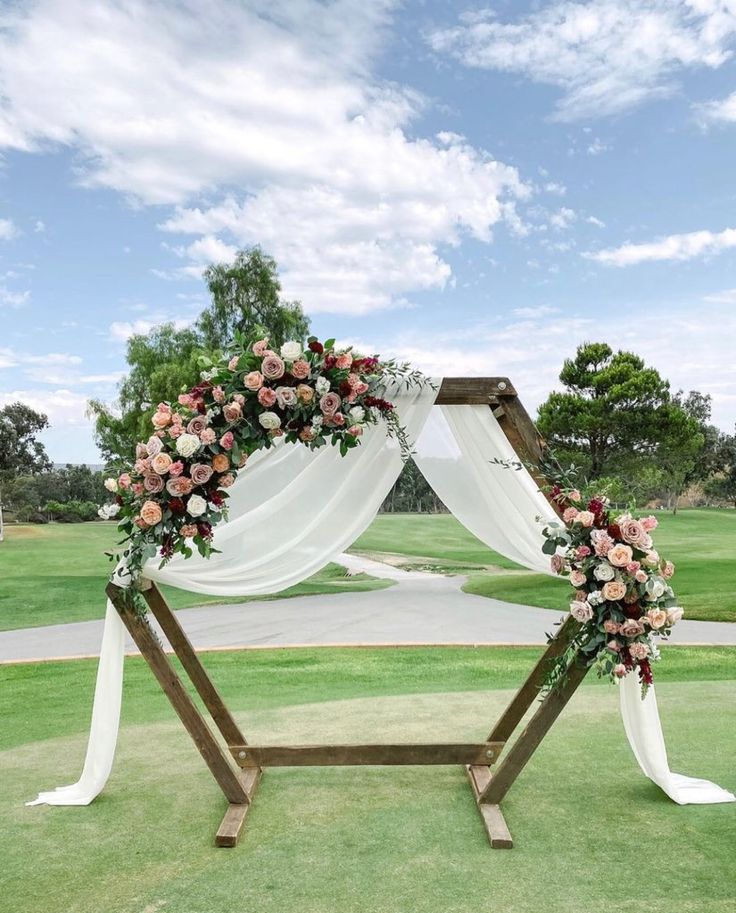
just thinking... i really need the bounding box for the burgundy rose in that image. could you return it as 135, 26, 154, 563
196, 521, 213, 540
209, 491, 225, 507
308, 340, 324, 354
324, 354, 337, 369
168, 498, 186, 515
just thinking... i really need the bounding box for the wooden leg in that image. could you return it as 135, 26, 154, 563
467, 765, 513, 849
480, 660, 589, 805
486, 614, 579, 744
142, 582, 248, 747
216, 768, 262, 847
106, 583, 249, 806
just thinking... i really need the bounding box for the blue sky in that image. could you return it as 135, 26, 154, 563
2, 0, 736, 463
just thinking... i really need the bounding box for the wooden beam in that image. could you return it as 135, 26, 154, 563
466, 765, 513, 849
143, 582, 248, 748
479, 660, 590, 805
436, 377, 516, 404
215, 768, 262, 847
106, 582, 249, 806
230, 742, 503, 768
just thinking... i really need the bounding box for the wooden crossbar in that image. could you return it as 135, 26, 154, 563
105, 376, 587, 850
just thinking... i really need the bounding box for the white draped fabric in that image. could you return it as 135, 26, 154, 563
28, 386, 734, 808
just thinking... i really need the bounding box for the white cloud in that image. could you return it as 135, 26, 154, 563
0, 387, 91, 427
703, 287, 736, 303
585, 226, 736, 266
0, 0, 528, 315
586, 137, 607, 155
33, 219, 45, 232
586, 215, 606, 228
549, 207, 576, 230
695, 90, 736, 124
0, 286, 29, 307
0, 347, 121, 387
109, 316, 196, 342
427, 2, 736, 121
0, 218, 18, 240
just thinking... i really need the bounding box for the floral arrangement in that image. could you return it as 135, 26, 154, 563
104, 333, 427, 595
542, 489, 683, 695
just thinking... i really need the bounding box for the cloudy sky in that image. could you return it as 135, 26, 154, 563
2, 0, 736, 462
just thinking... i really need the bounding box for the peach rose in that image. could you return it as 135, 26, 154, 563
296, 384, 314, 404
152, 409, 171, 430
629, 642, 650, 660
336, 353, 352, 369
223, 402, 242, 423
603, 619, 620, 634
258, 387, 277, 407
166, 476, 193, 496
562, 506, 578, 524
646, 608, 668, 629
291, 360, 310, 380
667, 606, 684, 625
607, 544, 633, 567
219, 473, 235, 488
620, 619, 645, 638
662, 560, 675, 579
575, 510, 595, 527
602, 580, 627, 602
180, 524, 198, 538
139, 500, 162, 527
151, 452, 173, 475
245, 371, 264, 391
212, 453, 230, 473
252, 338, 269, 356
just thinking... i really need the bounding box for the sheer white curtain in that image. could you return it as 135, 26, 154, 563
29, 391, 733, 808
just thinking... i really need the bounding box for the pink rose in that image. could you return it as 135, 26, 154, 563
569, 569, 586, 588
570, 602, 593, 623
355, 382, 368, 395
212, 386, 225, 404
261, 354, 285, 380
132, 482, 144, 496
620, 619, 645, 638
550, 554, 565, 574
180, 524, 198, 538
200, 428, 216, 445
118, 473, 132, 489
602, 580, 626, 602
220, 431, 234, 451
608, 544, 633, 567
223, 402, 243, 423
219, 473, 235, 488
575, 510, 595, 528
347, 372, 361, 390
245, 371, 264, 391
347, 425, 362, 436
134, 458, 150, 474
662, 560, 675, 579
187, 415, 208, 436
258, 387, 277, 407
252, 338, 269, 356
166, 476, 193, 496
336, 353, 352, 369
275, 386, 297, 408
619, 517, 651, 549
607, 639, 621, 652
603, 619, 620, 634
568, 489, 582, 503
329, 412, 346, 426
291, 360, 310, 380
233, 393, 245, 405
135, 442, 148, 459
625, 561, 641, 574
168, 461, 184, 477
591, 530, 614, 557
635, 570, 648, 583
320, 392, 341, 415
641, 515, 658, 531
143, 473, 164, 493
151, 452, 173, 475
667, 606, 684, 625
299, 426, 316, 442
562, 507, 578, 524
190, 463, 214, 486
146, 435, 163, 457
576, 545, 591, 558
629, 642, 650, 660
178, 393, 194, 407
228, 356, 240, 372
168, 423, 184, 438
613, 664, 627, 679
139, 500, 162, 527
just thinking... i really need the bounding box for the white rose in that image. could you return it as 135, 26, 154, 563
667, 606, 684, 625
98, 503, 120, 519
348, 406, 365, 424
280, 341, 302, 361
187, 494, 207, 517
593, 562, 615, 582
176, 433, 201, 458
645, 577, 666, 600
258, 411, 281, 430
312, 415, 323, 430
315, 376, 330, 395
587, 589, 604, 606
570, 602, 593, 623
104, 478, 118, 492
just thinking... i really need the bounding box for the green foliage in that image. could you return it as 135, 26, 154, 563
704, 431, 736, 507
381, 459, 447, 513
1, 466, 107, 522
43, 499, 99, 522
199, 246, 310, 350
0, 402, 51, 482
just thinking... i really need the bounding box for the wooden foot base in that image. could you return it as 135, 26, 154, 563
215, 768, 262, 847
467, 765, 513, 849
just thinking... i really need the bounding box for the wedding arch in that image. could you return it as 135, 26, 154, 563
30, 338, 734, 848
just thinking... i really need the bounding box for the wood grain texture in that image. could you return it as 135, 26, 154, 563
436, 377, 516, 403
466, 766, 513, 849
143, 582, 248, 748
230, 742, 503, 767
215, 768, 262, 847
106, 582, 248, 805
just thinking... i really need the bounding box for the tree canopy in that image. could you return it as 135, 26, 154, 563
0, 402, 52, 479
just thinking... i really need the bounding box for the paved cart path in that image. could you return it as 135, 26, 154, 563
1, 553, 734, 663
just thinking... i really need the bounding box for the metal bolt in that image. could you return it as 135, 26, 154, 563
238, 750, 247, 759
498, 381, 507, 391
486, 750, 494, 758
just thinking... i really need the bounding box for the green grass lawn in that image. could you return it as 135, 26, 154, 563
0, 523, 391, 631
353, 509, 736, 623
2, 646, 734, 913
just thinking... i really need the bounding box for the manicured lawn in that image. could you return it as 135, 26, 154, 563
354, 510, 736, 623
2, 646, 734, 913
0, 523, 391, 631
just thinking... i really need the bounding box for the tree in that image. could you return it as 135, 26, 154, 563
91, 248, 311, 463
0, 402, 52, 478
537, 343, 701, 482
89, 324, 205, 462
199, 247, 310, 351
704, 432, 736, 507
654, 395, 705, 513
